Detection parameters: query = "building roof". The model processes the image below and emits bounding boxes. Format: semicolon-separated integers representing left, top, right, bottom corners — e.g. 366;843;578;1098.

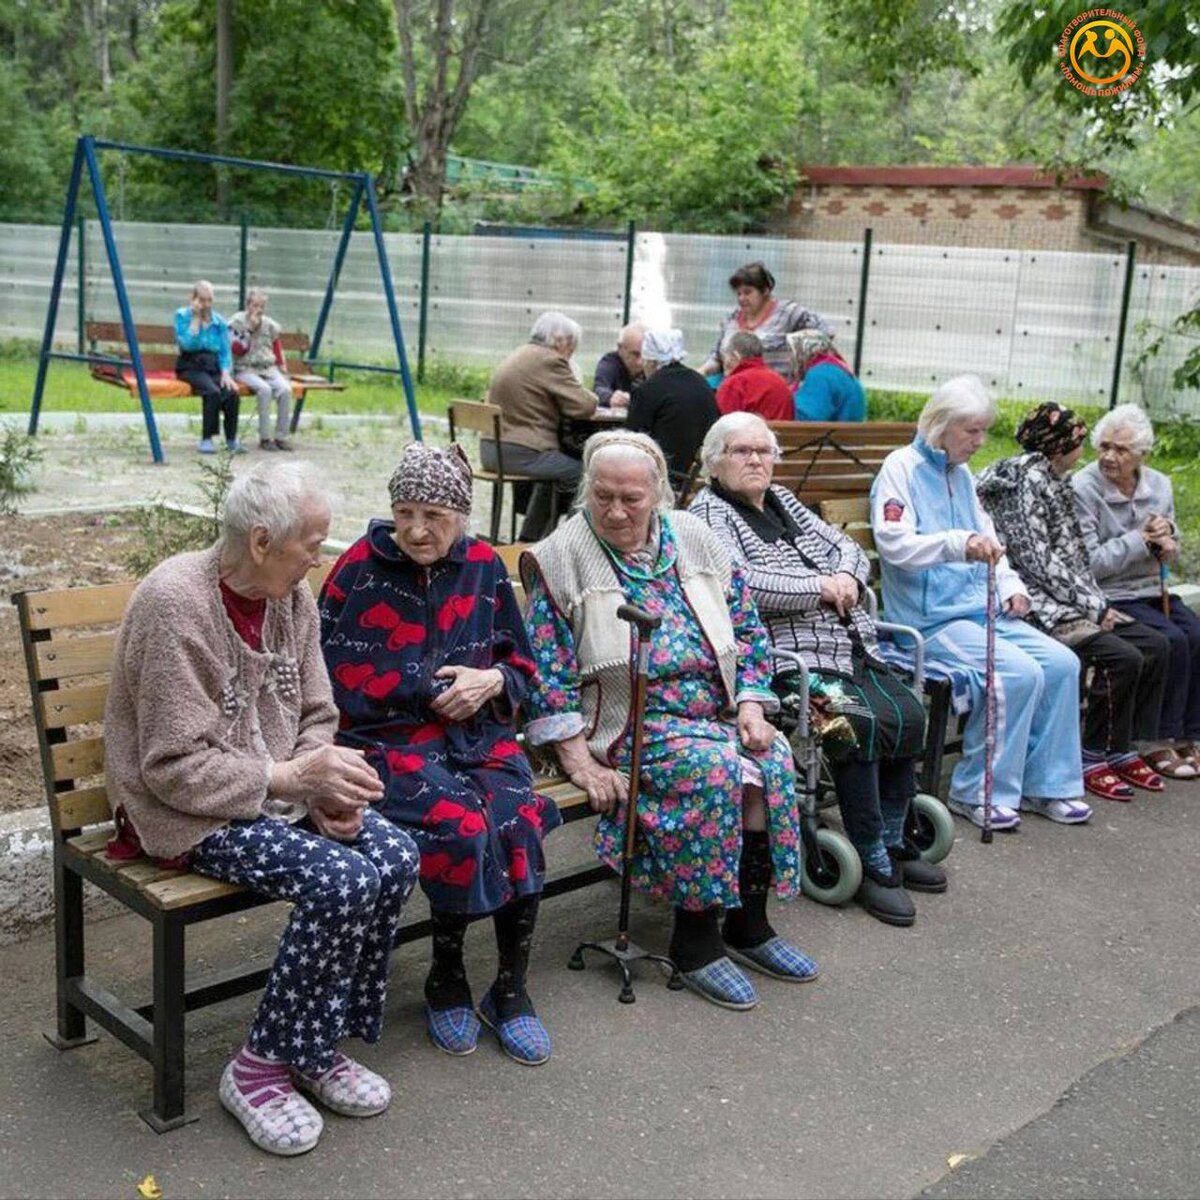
800;165;1109;191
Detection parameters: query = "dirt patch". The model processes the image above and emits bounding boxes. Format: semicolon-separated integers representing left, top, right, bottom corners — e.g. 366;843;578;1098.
0;512;142;816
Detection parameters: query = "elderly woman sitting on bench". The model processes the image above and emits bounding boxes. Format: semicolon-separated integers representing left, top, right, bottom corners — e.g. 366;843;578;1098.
689;412;944;928
319;443;560;1066
104;460;419;1157
520;430;816;1012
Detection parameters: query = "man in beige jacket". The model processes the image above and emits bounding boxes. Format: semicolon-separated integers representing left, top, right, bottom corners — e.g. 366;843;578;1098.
484;311;598;539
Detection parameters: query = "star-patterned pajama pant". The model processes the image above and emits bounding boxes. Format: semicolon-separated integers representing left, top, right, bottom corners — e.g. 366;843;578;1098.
189;809;419;1076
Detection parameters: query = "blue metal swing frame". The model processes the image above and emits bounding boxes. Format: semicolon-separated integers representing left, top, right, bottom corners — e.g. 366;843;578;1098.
29;135;421;463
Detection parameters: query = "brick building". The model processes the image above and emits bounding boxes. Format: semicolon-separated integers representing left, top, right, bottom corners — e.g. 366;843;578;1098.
772;166;1200;266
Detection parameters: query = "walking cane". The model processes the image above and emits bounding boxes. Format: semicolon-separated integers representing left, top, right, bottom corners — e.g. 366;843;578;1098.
1159;558;1171;618
567;603;683;1003
981;559;997;846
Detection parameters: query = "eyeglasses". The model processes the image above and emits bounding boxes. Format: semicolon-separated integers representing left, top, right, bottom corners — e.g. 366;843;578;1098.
725;445;775;461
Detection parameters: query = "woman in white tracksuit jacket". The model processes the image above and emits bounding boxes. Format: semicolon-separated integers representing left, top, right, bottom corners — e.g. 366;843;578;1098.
870;375;1091;830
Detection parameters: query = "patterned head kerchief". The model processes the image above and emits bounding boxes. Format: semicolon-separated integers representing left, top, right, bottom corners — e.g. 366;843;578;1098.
1015;402;1088;458
787;328;835;366
387;442;473;514
642;328;687;365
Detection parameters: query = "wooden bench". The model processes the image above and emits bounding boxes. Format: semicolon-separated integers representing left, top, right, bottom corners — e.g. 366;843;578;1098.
767;421;917;509
83;322;347;433
14;557;596;1131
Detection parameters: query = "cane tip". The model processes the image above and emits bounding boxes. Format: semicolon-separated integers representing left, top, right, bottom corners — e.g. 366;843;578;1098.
981;828;993;844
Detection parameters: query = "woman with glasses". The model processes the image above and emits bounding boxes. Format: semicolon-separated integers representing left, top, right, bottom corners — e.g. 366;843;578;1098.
690;413;943;927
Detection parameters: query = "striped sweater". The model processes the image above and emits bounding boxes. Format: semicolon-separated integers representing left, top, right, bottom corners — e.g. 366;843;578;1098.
689;483;881;677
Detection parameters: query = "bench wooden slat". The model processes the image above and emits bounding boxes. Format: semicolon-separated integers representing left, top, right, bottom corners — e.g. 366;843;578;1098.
55;786;113;831
40;683;110;730
821;496;872;526
23;582;135;631
144;873;246;909
67;828;117;856
51;737;105;783
35;632;118;683
86;322;310;352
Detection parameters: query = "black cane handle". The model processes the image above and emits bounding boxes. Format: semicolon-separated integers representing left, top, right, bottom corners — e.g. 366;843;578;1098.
616;603;662;634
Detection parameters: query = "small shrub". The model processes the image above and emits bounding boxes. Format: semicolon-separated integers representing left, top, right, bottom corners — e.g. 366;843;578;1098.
422;358;490;399
0;423;44;515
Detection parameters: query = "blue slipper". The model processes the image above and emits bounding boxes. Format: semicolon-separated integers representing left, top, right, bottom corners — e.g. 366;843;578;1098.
679;956;758;1010
726;937;819;983
426;1004;480;1056
477;989;552;1066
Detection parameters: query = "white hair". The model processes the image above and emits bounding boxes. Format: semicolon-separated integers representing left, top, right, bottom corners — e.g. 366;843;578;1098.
1092;403;1155;456
222;460;331;550
918;374;996;447
700;412;781;478
530;311;582;352
617;322;646;348
578;431;675;515
245;286;269;305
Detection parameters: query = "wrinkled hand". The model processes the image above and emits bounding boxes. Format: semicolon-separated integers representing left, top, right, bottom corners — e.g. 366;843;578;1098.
1004;593;1031;617
219;369;236;392
567;759;629;816
1144;513;1173;540
965;534;1006;565
738;701;775;753
609;390;630;409
1100;607;1120;632
818;572;859;617
275;743;383;810
431;665;504;722
308;797;364;842
1144;533;1179;562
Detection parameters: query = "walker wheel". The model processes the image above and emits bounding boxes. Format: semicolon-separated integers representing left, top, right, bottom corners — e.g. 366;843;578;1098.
909;793;955;863
801;826;862;906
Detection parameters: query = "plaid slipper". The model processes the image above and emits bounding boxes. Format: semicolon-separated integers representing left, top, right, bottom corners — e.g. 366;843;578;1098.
477;989;552;1066
726;937;819;983
680;956;758;1011
426;1004;481;1056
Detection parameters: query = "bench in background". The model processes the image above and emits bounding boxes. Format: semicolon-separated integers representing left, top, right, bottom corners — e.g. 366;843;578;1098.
767;421;917;509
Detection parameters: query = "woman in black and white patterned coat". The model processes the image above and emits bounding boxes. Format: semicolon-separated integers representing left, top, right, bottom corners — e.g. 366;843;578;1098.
689;412;943;927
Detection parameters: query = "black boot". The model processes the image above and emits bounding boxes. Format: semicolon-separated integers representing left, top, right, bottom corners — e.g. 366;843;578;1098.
722;829;775;950
668;906;725;972
425;909;472;1010
489;895;539;1020
857;860;916;927
891;841;948;894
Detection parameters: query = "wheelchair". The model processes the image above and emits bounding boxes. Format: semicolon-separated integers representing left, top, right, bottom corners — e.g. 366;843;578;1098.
769;618;956;908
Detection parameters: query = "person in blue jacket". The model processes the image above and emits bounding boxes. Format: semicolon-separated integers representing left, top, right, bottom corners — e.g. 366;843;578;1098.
174;279;243;455
789;329;866;422
870;375;1091;831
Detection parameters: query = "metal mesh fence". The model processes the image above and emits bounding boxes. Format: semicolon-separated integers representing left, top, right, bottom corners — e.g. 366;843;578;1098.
2;219;1197;414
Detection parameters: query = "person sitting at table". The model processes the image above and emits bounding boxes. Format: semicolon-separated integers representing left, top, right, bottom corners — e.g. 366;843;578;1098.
626;328;719;487
592;323;646;409
230;287;294;452
715;332;795;422
788;329;867;423
701;261;831;381
485;312;599;540
174;279;244;455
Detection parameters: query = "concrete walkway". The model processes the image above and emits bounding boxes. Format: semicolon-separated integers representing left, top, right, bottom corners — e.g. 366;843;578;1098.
1;790;1197;1199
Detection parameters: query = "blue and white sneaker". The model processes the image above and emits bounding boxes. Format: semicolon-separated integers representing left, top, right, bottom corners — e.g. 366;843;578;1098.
947;798;1021;831
226;439;247;455
1024;796;1092;825
197;438;216;454
680;956;758;1010
726;937;819;983
477;989;551;1066
426;1004;480;1056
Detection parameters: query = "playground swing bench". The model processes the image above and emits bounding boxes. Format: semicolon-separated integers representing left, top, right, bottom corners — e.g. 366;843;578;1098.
29;134;422;463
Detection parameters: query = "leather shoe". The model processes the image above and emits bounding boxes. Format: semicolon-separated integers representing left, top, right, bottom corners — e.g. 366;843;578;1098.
858;873;915;927
897;856;947;893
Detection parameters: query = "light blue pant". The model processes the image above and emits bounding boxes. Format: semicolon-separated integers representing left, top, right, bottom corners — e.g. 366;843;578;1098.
925;616;1083;809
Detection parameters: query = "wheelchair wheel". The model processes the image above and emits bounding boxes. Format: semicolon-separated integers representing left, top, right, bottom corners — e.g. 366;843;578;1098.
801;827;862;907
910;793;955;864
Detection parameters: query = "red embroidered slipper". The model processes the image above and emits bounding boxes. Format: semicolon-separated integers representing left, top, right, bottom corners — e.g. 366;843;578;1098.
1083;768;1134;802
1111;757;1165;793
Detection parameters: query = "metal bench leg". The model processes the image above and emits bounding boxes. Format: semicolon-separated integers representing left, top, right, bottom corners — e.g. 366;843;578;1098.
920;678;952;797
44;856;96;1051
141;913;196;1132
491;481;502;544
289;392;305;434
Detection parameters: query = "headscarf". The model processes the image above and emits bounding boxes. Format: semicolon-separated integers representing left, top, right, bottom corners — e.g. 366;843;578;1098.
1015;402;1088;458
787;329;850;378
387;442;473;514
641;328;687;365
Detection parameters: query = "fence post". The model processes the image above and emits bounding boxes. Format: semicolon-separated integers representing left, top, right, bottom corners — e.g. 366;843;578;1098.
76;216;86;354
853;227;873;377
417;219;432;383
238;213;249;310
621;220;636;326
1108;239;1137;411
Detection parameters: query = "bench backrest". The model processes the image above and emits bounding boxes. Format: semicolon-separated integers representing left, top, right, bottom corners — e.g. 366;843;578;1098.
85;322;312;354
16;563;336;838
767;421;915;508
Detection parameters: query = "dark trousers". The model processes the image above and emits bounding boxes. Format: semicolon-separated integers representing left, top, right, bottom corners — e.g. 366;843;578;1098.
176;351;240;442
1074;622;1170;754
479;439;581;541
1114;596;1200;740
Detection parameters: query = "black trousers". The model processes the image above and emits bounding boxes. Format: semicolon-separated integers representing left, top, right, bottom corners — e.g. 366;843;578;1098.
1113;597;1200;741
1074;621;1170;754
176;350;240;441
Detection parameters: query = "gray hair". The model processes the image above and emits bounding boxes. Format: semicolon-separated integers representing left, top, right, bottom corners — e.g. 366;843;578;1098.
245;286;269;306
700;412;781;478
918;374;996;447
192;279;214;299
1092;403;1155;456
530;311;582;352
617;322;646;349
578;430;675;515
222;460;331;550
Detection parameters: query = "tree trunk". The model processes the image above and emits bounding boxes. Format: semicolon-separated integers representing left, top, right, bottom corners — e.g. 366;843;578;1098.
215;0;234;213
